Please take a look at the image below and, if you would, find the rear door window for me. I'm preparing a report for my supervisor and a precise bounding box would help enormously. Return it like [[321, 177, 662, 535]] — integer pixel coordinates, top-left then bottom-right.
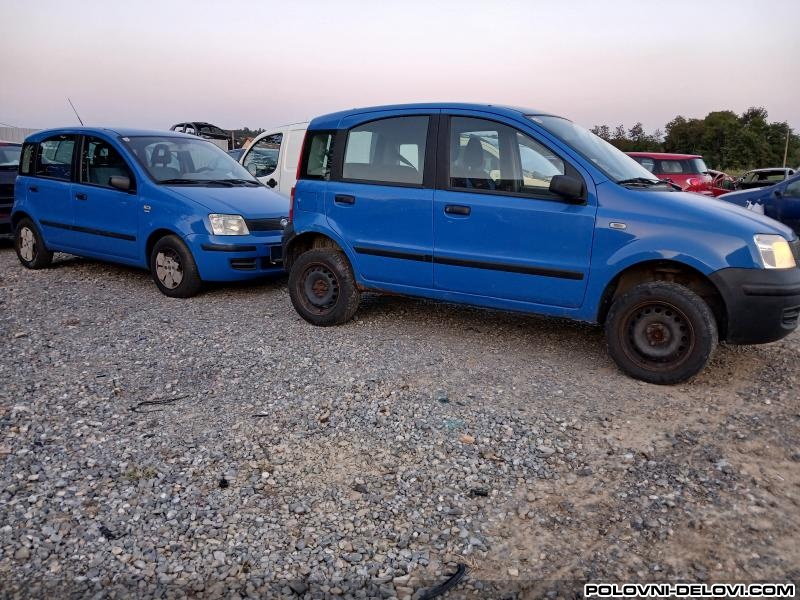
[[34, 134, 77, 180], [342, 116, 428, 185]]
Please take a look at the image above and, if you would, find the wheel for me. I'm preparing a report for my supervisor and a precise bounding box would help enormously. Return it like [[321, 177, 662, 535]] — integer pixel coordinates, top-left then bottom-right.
[[14, 218, 53, 269], [149, 235, 202, 298], [288, 248, 360, 326], [605, 281, 718, 384]]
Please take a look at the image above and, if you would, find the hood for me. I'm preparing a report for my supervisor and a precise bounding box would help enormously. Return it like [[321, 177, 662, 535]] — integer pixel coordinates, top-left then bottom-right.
[[626, 187, 795, 239], [717, 186, 773, 205], [166, 184, 289, 217]]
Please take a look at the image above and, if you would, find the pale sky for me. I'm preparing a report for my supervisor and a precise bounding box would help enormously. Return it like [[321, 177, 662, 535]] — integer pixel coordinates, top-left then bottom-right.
[[2, 0, 798, 133]]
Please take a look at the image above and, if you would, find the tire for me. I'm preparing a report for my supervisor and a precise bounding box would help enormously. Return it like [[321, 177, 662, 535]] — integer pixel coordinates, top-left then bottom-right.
[[149, 235, 202, 298], [288, 248, 360, 326], [605, 281, 718, 385], [14, 218, 53, 269]]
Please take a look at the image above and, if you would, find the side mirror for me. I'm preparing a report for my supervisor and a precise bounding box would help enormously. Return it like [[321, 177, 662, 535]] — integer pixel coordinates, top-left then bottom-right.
[[109, 175, 131, 192], [773, 189, 783, 198], [246, 163, 258, 176], [549, 175, 584, 203], [267, 178, 278, 188]]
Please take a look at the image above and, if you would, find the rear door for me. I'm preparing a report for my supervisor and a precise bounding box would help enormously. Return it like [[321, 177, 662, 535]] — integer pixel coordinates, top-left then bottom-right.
[[70, 135, 139, 258], [432, 113, 595, 308], [30, 134, 78, 246], [325, 112, 436, 289]]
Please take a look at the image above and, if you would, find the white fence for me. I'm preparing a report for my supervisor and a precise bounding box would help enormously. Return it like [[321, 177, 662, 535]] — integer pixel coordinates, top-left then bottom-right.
[[0, 127, 41, 143]]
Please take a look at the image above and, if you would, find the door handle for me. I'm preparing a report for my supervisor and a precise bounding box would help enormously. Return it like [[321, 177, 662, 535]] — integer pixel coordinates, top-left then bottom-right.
[[444, 204, 471, 216], [335, 194, 355, 205], [29, 186, 38, 193], [75, 193, 87, 201]]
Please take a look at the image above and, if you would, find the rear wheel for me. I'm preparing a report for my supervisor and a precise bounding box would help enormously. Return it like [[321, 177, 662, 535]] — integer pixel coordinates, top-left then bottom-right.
[[14, 218, 53, 269], [288, 248, 360, 326], [149, 235, 202, 298], [605, 281, 718, 384]]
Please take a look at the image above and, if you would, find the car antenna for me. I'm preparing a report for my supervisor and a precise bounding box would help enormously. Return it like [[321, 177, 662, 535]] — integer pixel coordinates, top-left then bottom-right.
[[67, 97, 85, 126]]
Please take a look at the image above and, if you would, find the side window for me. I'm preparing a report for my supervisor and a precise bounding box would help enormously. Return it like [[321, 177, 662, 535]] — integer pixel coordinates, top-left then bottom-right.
[[80, 136, 133, 189], [659, 160, 684, 174], [302, 131, 334, 180], [20, 144, 35, 175], [784, 180, 800, 198], [34, 134, 76, 180], [342, 116, 428, 185], [243, 133, 282, 177], [172, 124, 184, 133], [449, 117, 565, 195], [185, 125, 197, 135], [638, 158, 655, 172]]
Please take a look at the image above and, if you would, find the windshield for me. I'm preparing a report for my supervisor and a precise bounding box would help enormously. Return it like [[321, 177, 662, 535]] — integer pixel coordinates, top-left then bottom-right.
[[528, 116, 658, 183], [0, 144, 22, 168], [121, 136, 258, 184]]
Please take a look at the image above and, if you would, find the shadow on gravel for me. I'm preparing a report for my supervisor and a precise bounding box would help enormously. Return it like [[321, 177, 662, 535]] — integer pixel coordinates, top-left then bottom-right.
[[0, 237, 13, 249]]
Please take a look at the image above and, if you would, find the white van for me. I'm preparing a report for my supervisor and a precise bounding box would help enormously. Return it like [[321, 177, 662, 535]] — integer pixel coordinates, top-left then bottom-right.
[[240, 122, 308, 197]]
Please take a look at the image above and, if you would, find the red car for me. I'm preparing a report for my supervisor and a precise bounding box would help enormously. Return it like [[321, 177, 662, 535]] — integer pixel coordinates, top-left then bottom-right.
[[627, 152, 712, 193]]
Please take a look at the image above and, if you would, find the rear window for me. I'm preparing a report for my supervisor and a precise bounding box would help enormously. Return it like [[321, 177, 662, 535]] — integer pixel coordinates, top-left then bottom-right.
[[301, 131, 334, 180]]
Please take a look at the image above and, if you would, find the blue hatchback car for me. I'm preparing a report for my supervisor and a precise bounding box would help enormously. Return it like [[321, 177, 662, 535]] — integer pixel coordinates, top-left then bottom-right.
[[718, 172, 800, 235], [11, 128, 289, 297], [283, 103, 800, 384]]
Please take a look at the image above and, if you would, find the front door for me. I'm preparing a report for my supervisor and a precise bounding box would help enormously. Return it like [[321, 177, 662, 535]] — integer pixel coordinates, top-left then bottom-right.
[[433, 114, 596, 309], [70, 135, 139, 258], [242, 132, 282, 190], [325, 113, 435, 289]]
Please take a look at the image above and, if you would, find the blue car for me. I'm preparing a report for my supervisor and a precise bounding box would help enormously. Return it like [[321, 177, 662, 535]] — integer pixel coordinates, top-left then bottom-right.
[[718, 172, 800, 235], [11, 127, 289, 297], [283, 103, 800, 384]]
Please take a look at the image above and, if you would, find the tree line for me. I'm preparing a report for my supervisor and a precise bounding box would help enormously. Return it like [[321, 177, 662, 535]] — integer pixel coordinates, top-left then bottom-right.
[[591, 107, 799, 171]]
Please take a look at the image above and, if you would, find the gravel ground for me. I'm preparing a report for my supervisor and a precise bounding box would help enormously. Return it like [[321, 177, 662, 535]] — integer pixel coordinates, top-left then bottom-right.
[[1, 243, 799, 599]]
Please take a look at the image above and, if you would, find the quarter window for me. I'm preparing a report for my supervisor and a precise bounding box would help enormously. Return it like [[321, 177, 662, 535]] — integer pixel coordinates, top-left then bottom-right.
[[302, 131, 334, 180], [80, 136, 133, 189], [342, 116, 428, 185], [243, 134, 282, 177], [19, 144, 35, 175], [449, 117, 565, 195], [34, 134, 76, 180], [637, 157, 656, 172]]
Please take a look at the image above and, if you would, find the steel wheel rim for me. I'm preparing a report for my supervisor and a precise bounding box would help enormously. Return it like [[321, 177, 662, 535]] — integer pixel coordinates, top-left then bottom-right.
[[300, 263, 340, 314], [155, 249, 184, 289], [19, 227, 36, 262], [622, 300, 694, 371]]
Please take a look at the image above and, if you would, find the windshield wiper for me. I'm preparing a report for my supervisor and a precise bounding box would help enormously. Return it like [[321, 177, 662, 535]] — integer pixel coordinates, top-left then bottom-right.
[[158, 178, 205, 185], [616, 177, 669, 186]]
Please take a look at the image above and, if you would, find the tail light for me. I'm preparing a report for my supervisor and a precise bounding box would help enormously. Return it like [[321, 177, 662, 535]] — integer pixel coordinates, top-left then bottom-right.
[[289, 132, 309, 223]]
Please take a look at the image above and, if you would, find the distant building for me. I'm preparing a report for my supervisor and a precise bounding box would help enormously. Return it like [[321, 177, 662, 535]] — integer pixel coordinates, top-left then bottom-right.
[[0, 127, 40, 143]]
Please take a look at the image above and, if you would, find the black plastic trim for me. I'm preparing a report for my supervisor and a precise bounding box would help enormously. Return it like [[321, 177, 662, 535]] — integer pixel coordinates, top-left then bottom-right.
[[39, 219, 136, 241], [201, 243, 258, 252], [354, 245, 432, 263]]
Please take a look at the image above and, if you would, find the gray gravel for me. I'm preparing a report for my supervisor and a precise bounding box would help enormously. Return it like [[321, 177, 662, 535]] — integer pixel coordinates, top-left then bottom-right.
[[1, 244, 799, 598]]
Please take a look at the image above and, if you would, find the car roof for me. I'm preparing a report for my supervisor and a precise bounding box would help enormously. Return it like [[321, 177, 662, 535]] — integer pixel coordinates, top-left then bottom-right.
[[744, 167, 793, 173], [626, 152, 703, 160], [24, 127, 202, 142], [308, 103, 559, 129]]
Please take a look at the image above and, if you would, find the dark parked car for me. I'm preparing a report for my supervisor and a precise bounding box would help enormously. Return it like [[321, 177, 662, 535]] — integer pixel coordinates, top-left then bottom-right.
[[0, 142, 22, 235], [170, 122, 233, 149], [735, 168, 796, 191], [719, 172, 800, 234]]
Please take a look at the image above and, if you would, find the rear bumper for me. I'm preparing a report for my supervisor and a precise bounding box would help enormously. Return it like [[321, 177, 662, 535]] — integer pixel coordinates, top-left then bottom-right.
[[0, 200, 12, 234], [185, 233, 285, 281], [710, 267, 800, 344]]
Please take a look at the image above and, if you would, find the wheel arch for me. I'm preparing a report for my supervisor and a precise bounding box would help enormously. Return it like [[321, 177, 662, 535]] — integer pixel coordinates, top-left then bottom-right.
[[285, 231, 349, 271], [144, 228, 182, 268], [597, 259, 728, 338], [10, 210, 33, 229]]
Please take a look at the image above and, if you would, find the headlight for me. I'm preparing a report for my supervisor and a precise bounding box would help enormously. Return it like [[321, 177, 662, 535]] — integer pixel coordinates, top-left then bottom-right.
[[754, 234, 796, 269], [209, 214, 249, 236]]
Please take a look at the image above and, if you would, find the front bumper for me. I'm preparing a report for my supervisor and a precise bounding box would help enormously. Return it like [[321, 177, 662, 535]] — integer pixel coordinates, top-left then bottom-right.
[[710, 267, 800, 344], [185, 233, 285, 282]]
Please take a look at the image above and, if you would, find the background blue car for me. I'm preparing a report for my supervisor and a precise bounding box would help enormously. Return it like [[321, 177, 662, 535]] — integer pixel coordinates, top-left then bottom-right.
[[11, 127, 289, 297], [718, 172, 800, 235]]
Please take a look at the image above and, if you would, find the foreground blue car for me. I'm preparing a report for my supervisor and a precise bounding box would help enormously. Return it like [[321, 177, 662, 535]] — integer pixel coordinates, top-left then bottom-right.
[[11, 127, 289, 297], [283, 103, 800, 384], [718, 172, 800, 235]]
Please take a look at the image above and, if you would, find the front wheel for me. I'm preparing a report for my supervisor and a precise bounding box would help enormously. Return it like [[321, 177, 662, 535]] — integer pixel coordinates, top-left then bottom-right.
[[605, 281, 718, 385], [288, 248, 360, 326], [149, 235, 202, 298], [14, 218, 53, 269]]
